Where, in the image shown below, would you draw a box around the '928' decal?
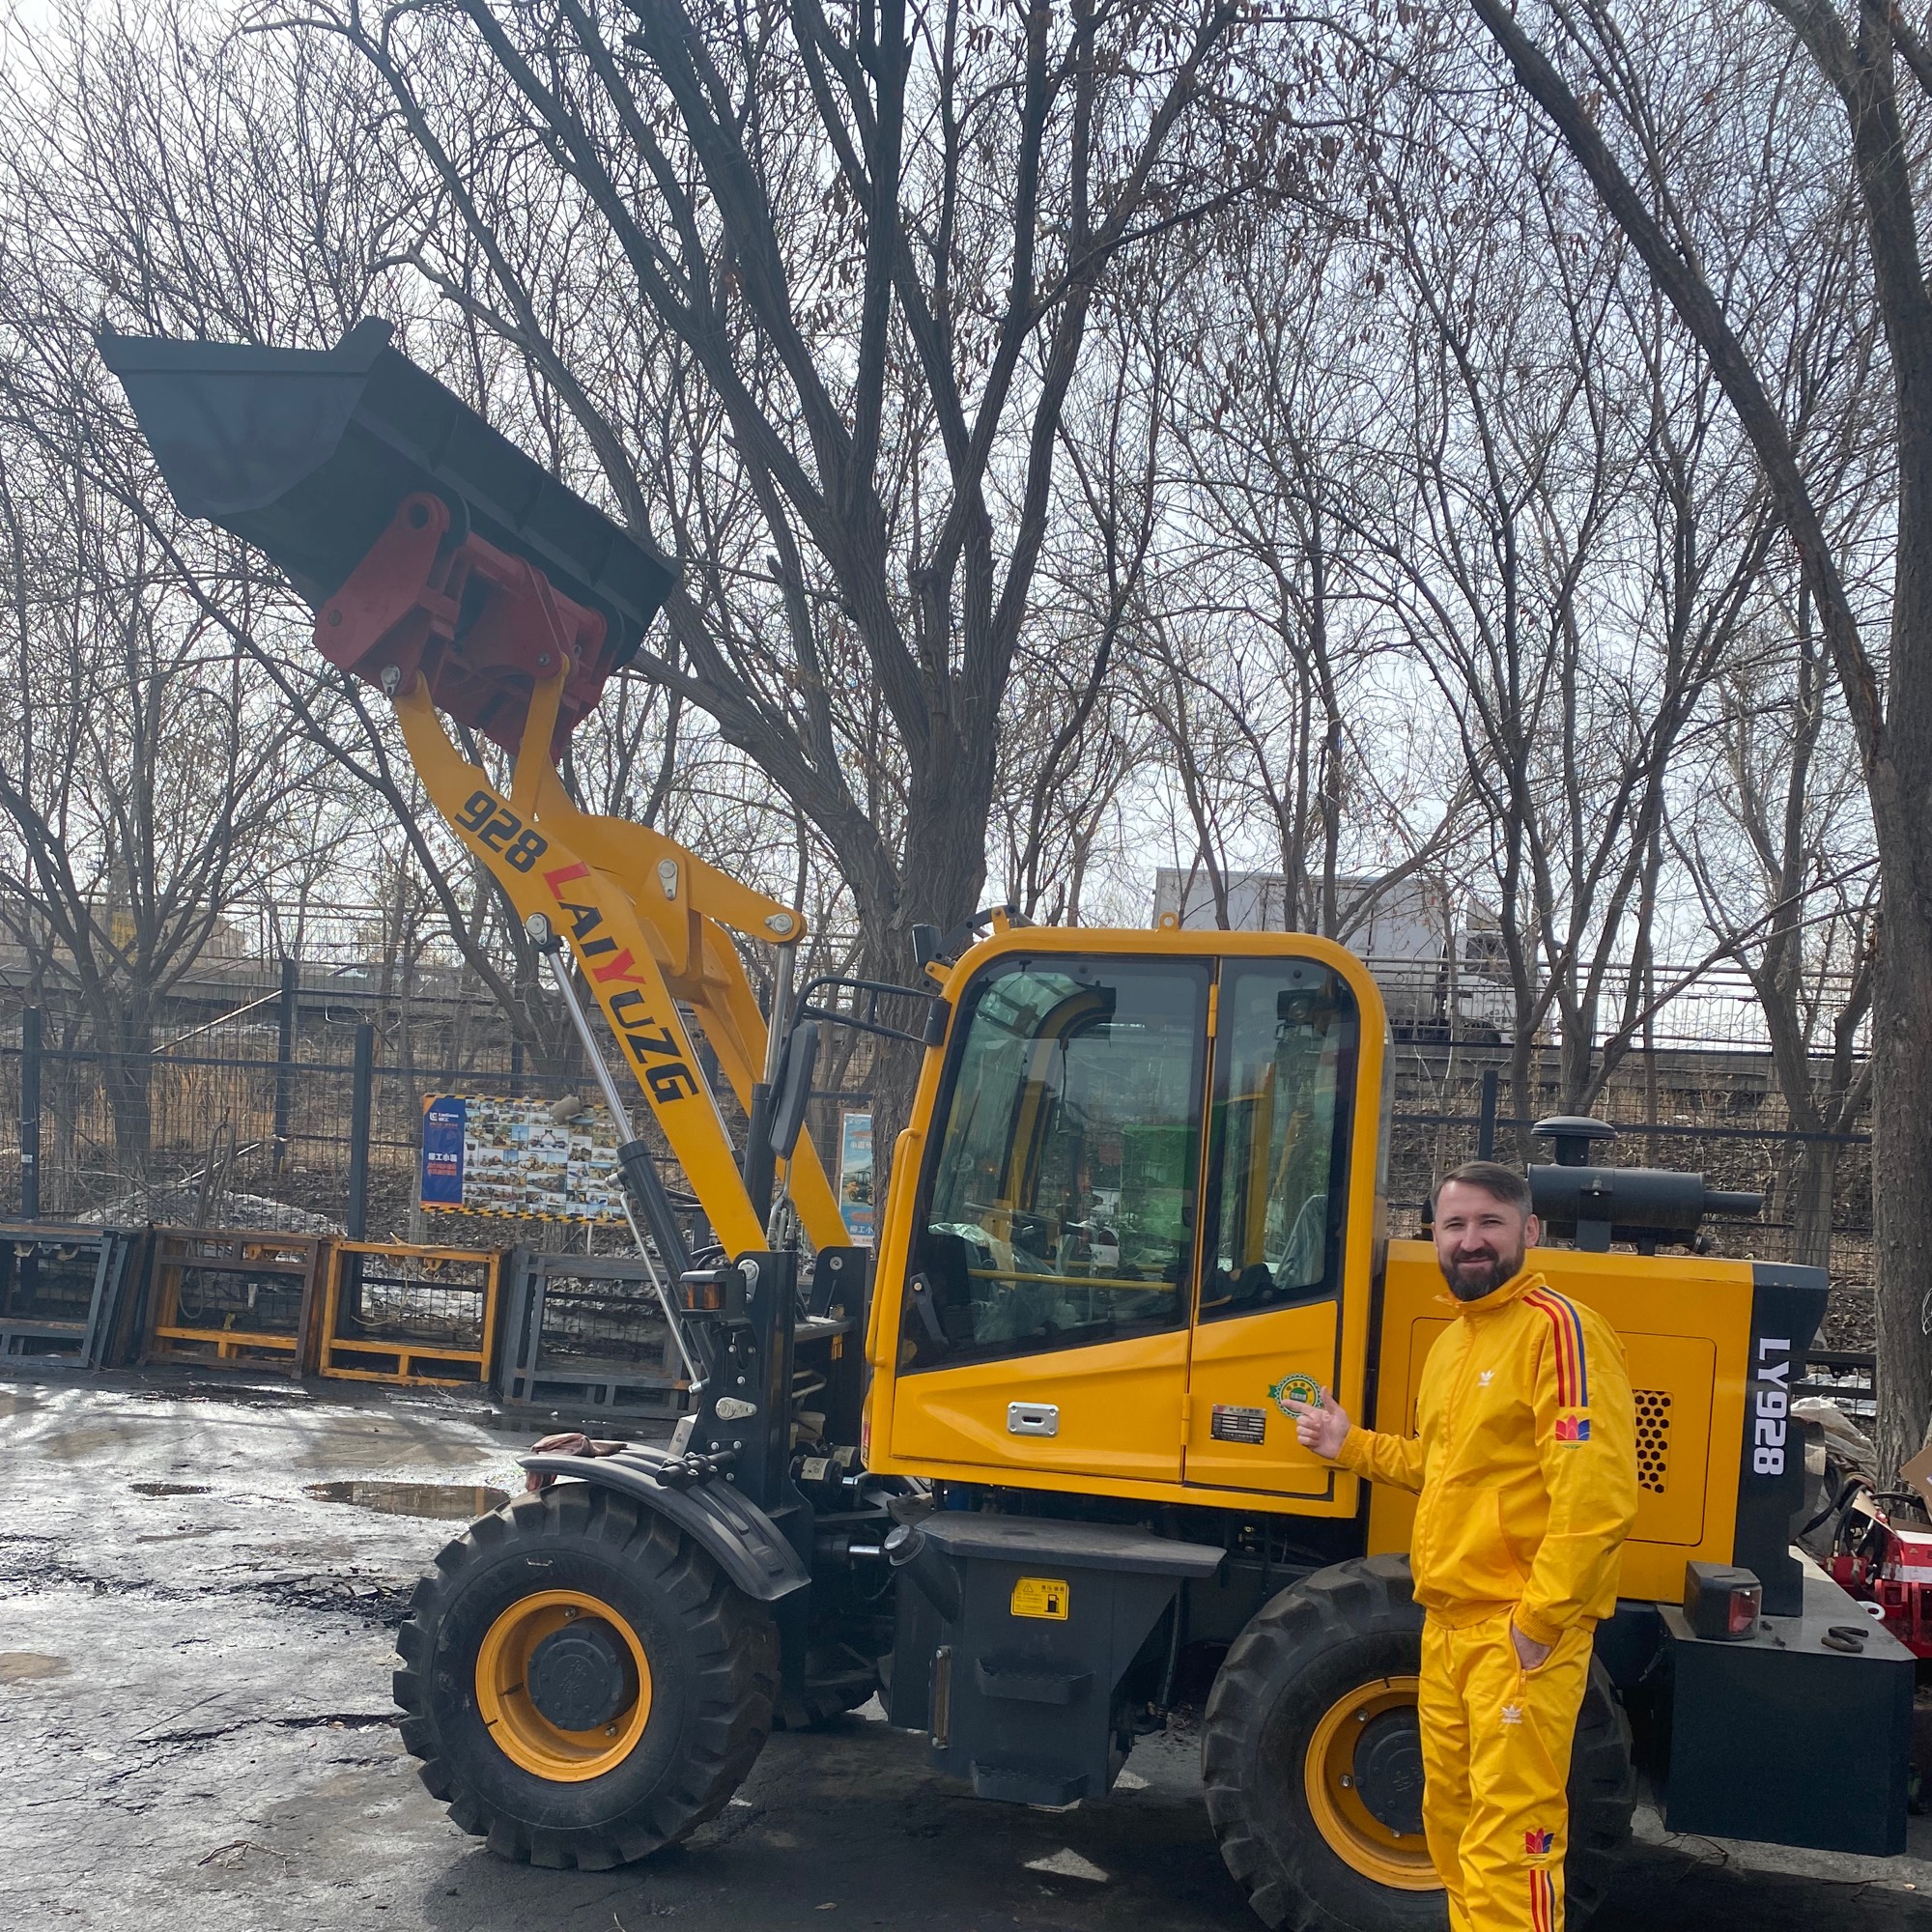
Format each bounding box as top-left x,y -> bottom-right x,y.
454,788 -> 548,872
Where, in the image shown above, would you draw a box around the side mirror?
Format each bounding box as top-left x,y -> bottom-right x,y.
766,1019 -> 820,1163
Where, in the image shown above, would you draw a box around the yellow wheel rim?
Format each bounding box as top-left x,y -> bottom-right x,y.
475,1588 -> 653,1781
1302,1675 -> 1440,1892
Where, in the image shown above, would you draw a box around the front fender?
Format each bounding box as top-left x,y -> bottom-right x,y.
519,1446 -> 810,1603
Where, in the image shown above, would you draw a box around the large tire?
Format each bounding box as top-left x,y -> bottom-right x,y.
1202,1555 -> 1634,1932
393,1483 -> 778,1870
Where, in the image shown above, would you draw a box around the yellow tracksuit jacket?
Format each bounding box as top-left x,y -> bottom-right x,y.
1333,1267 -> 1636,1932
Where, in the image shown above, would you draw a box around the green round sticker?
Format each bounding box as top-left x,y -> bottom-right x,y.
1270,1373 -> 1322,1416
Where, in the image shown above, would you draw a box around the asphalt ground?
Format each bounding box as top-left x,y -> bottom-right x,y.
3,1369 -> 1928,1932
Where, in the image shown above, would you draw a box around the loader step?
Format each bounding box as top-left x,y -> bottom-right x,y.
969,1756 -> 1090,1806
974,1657 -> 1094,1705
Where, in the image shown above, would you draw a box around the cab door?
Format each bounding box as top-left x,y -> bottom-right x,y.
886,955 -> 1208,1488
1183,956 -> 1365,1499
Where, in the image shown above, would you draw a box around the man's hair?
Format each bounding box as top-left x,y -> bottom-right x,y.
1431,1160 -> 1533,1215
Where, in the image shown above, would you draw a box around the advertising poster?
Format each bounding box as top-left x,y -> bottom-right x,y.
838,1110 -> 874,1244
419,1094 -> 628,1225
419,1095 -> 466,1207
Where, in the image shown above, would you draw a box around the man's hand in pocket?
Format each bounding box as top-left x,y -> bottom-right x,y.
1511,1623 -> 1553,1671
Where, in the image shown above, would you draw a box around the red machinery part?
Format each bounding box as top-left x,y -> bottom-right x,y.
1828,1514 -> 1932,1659
316,491 -> 616,756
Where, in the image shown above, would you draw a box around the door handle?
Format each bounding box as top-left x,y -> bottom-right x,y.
1008,1402 -> 1060,1437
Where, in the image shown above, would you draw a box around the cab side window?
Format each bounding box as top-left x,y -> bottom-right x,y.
899,958 -> 1208,1373
1200,960 -> 1356,1320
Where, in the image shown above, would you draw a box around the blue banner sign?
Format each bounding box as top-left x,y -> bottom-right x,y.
420,1095 -> 467,1207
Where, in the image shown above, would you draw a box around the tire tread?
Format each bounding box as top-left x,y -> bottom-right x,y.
390,1483 -> 776,1871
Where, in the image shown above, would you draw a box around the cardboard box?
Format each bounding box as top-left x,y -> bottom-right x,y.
1899,1441 -> 1932,1515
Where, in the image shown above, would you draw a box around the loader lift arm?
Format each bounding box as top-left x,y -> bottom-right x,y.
357,502 -> 847,1259
99,322 -> 845,1261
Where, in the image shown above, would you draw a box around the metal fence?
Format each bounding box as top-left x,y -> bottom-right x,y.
0,997 -> 611,1251
0,986 -> 1880,1357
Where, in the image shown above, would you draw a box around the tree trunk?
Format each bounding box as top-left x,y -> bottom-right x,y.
104,1004 -> 155,1188
1508,1029 -> 1540,1165
1872,915 -> 1932,1474
842,756 -> 994,1219
1786,1134 -> 1837,1273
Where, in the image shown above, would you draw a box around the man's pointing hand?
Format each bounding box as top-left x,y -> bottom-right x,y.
1284,1384 -> 1351,1461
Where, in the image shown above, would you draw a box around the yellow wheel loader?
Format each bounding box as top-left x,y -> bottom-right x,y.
105,324 -> 1913,1930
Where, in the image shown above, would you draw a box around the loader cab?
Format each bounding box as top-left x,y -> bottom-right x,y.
867,927 -> 1388,1516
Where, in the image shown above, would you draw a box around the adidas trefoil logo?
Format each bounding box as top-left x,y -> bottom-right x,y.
1478,1370 -> 1494,1387
1501,1703 -> 1523,1728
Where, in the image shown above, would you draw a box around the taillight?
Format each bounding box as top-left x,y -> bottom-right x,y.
1685,1560 -> 1763,1641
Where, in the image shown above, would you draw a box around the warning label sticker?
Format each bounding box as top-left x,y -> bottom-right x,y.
1009,1577 -> 1070,1620
1211,1404 -> 1268,1444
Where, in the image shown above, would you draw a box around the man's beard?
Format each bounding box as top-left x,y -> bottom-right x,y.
1439,1242 -> 1525,1302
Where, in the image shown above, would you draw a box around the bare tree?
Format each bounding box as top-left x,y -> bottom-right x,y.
265,0 -> 1294,1145
1338,85 -> 1776,1139
1469,0 -> 1932,1473
1151,207 -> 1474,949
995,283 -> 1167,923
1671,584 -> 1876,1267
0,342 -> 325,1179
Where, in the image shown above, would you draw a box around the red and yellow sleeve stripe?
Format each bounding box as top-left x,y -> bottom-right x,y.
1523,1287 -> 1590,1409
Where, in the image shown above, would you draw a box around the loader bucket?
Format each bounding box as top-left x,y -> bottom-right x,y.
98,319 -> 677,674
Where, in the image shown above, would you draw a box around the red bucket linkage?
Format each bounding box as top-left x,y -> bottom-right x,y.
317,492 -> 617,756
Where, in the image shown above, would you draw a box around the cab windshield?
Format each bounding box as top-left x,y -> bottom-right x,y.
899,958 -> 1206,1372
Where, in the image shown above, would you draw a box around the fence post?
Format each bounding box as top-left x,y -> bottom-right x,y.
272,957 -> 298,1175
1477,1066 -> 1498,1161
346,1021 -> 375,1240
19,1006 -> 41,1221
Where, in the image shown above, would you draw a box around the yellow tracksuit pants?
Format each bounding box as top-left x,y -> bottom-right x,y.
1419,1612 -> 1595,1932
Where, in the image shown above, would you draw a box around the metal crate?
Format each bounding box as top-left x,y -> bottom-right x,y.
0,1222 -> 145,1367
143,1229 -> 330,1374
497,1248 -> 682,1421
318,1242 -> 506,1386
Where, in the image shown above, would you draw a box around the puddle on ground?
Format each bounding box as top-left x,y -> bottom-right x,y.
0,1652 -> 71,1683
130,1482 -> 212,1497
302,1480 -> 508,1520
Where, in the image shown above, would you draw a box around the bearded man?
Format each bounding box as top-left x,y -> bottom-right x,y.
1287,1161 -> 1637,1932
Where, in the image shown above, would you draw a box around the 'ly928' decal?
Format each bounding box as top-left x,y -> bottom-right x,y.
1752,1334 -> 1790,1475
454,789 -> 548,871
